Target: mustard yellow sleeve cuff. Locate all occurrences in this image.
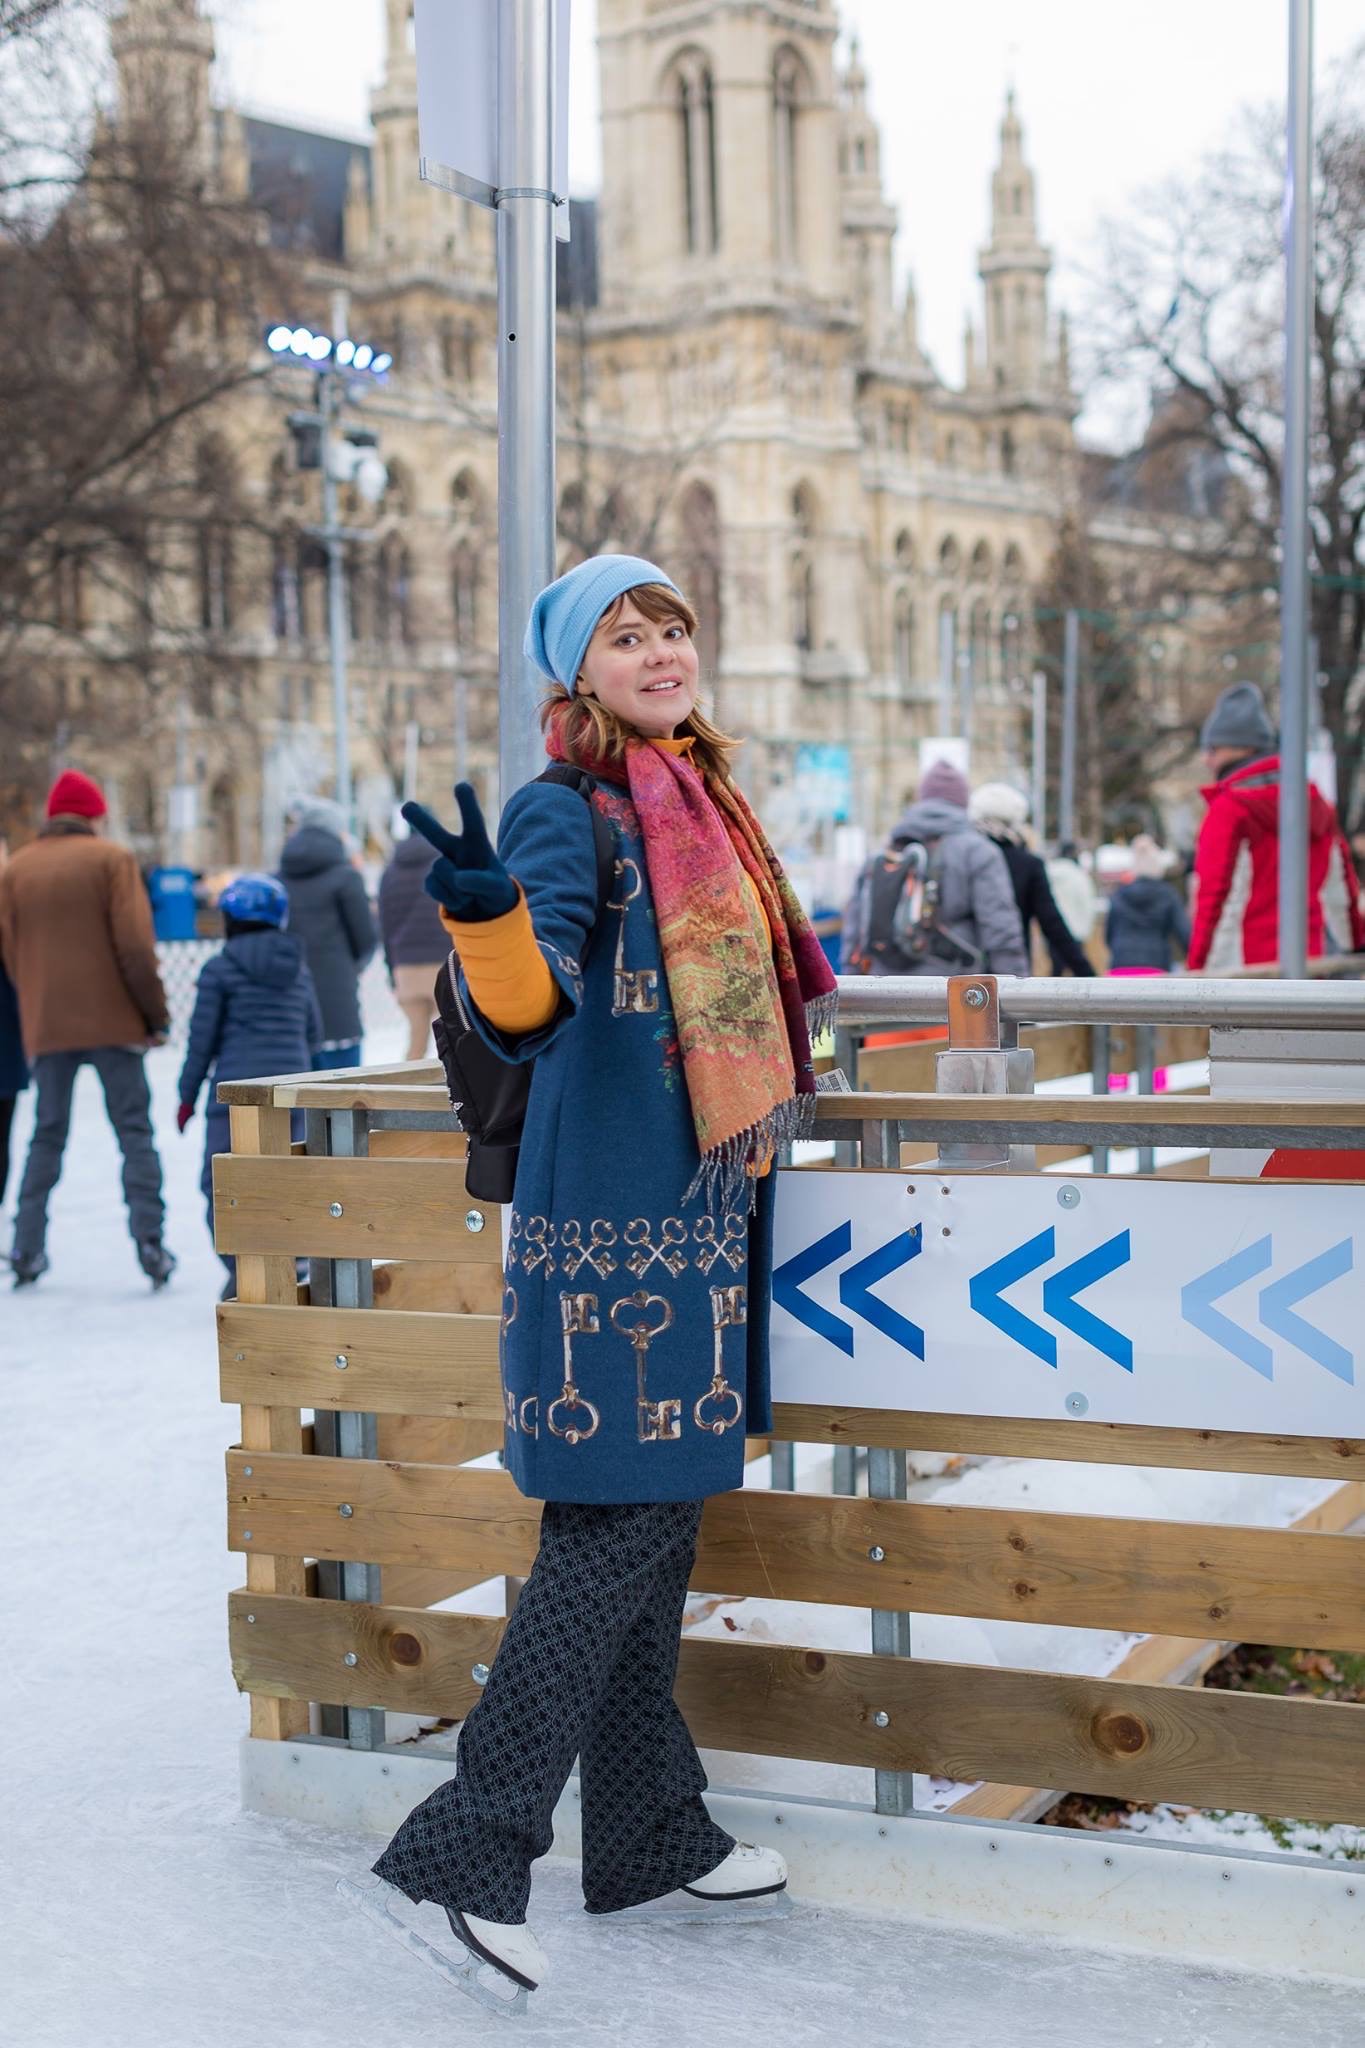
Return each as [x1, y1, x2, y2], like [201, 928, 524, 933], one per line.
[441, 888, 560, 1035]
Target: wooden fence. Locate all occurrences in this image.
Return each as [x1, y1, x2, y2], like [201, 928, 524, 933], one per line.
[217, 1034, 1365, 1830]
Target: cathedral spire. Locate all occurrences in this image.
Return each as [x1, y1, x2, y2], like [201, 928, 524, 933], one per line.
[109, 0, 215, 175]
[977, 87, 1052, 396]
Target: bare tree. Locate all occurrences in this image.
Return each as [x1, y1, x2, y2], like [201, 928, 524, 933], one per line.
[1081, 41, 1365, 822]
[0, 0, 281, 834]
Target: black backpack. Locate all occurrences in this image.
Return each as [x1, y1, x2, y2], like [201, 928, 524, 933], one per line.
[847, 838, 983, 975]
[432, 766, 617, 1203]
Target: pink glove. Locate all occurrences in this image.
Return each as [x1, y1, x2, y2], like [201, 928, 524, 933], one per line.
[176, 1102, 194, 1134]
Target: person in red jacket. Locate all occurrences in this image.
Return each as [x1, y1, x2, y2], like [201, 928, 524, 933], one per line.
[1186, 680, 1364, 972]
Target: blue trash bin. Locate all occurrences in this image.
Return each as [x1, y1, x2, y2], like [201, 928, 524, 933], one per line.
[147, 865, 200, 941]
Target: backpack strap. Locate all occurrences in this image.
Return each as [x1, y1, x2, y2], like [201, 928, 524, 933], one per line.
[533, 764, 618, 915]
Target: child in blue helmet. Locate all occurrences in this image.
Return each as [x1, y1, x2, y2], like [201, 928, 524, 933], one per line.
[177, 874, 322, 1297]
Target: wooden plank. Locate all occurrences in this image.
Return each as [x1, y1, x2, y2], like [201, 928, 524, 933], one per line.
[217, 1061, 446, 1108]
[213, 1155, 499, 1261]
[227, 1594, 1365, 1825]
[369, 1129, 468, 1160]
[271, 1082, 454, 1113]
[374, 1261, 503, 1314]
[228, 1103, 309, 1743]
[225, 1454, 1365, 1649]
[376, 1415, 505, 1465]
[218, 1304, 502, 1419]
[857, 1024, 1097, 1096]
[767, 1406, 1365, 1479]
[826, 1092, 1365, 1132]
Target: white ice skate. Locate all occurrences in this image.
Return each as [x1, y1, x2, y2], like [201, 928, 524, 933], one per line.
[338, 1872, 547, 2019]
[622, 1842, 793, 1925]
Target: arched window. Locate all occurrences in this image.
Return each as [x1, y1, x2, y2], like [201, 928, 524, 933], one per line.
[773, 48, 805, 265]
[673, 51, 719, 255]
[893, 588, 914, 689]
[969, 599, 991, 687]
[452, 543, 479, 649]
[1003, 543, 1024, 579]
[790, 483, 817, 653]
[893, 529, 914, 572]
[676, 480, 722, 676]
[938, 535, 960, 578]
[298, 538, 328, 641]
[1001, 428, 1016, 476]
[53, 548, 89, 632]
[271, 534, 300, 640]
[600, 487, 635, 552]
[198, 525, 233, 633]
[970, 539, 993, 582]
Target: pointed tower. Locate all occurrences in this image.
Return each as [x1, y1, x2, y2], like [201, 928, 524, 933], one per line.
[596, 0, 844, 308]
[368, 0, 490, 276]
[109, 0, 215, 178]
[977, 90, 1052, 395]
[838, 38, 899, 351]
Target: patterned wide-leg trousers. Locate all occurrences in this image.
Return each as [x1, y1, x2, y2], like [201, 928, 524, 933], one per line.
[373, 1498, 734, 1922]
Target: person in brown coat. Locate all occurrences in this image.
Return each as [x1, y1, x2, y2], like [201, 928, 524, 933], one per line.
[0, 770, 175, 1288]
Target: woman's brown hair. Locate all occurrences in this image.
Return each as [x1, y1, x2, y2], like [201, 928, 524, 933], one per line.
[537, 581, 740, 784]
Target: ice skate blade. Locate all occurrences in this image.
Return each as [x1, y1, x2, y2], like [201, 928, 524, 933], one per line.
[337, 1873, 529, 2019]
[614, 1886, 795, 1926]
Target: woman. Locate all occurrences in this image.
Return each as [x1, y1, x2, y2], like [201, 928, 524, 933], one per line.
[348, 555, 836, 2014]
[377, 822, 451, 1060]
[969, 782, 1095, 977]
[1105, 836, 1190, 974]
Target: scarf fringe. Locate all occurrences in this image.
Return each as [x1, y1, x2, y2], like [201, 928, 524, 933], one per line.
[806, 989, 839, 1045]
[683, 1092, 819, 1215]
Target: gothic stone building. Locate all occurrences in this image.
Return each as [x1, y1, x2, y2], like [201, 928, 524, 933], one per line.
[66, 0, 1089, 871]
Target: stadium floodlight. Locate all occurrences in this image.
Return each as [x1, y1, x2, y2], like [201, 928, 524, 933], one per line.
[264, 324, 391, 377]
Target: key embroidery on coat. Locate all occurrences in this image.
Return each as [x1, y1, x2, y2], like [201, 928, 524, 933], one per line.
[559, 1218, 619, 1279]
[500, 1284, 520, 1433]
[609, 858, 660, 1016]
[693, 1213, 747, 1274]
[625, 1215, 689, 1279]
[520, 1215, 557, 1276]
[548, 1293, 601, 1444]
[611, 1290, 681, 1442]
[696, 1285, 745, 1435]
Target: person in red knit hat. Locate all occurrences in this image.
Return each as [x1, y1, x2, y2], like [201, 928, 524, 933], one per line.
[0, 770, 175, 1287]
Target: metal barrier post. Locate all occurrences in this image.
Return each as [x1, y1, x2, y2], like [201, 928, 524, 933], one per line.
[868, 1441, 913, 1817]
[1135, 1024, 1157, 1175]
[313, 1106, 383, 1751]
[1090, 1023, 1111, 1174]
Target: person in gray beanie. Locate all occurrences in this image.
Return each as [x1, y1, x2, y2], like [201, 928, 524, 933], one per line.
[279, 799, 378, 1065]
[1187, 679, 1363, 970]
[844, 758, 1028, 976]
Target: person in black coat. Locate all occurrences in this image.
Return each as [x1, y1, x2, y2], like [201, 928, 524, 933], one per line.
[1105, 837, 1190, 972]
[0, 941, 29, 1216]
[377, 826, 452, 1060]
[969, 783, 1095, 977]
[177, 874, 321, 1295]
[279, 798, 377, 1067]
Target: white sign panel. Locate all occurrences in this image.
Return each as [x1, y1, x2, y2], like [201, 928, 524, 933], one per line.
[771, 1170, 1362, 1438]
[414, 0, 571, 240]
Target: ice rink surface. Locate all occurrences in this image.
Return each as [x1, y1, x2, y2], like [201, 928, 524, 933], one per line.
[3, 1014, 1360, 2047]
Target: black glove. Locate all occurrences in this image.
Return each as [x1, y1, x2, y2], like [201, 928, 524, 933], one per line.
[401, 783, 518, 923]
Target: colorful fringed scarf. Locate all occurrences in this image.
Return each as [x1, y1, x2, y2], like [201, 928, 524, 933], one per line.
[546, 707, 838, 1206]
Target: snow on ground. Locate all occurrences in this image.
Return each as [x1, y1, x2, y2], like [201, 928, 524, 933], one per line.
[3, 980, 1361, 2045]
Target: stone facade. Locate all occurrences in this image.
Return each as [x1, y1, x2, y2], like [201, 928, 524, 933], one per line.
[51, 0, 1098, 870]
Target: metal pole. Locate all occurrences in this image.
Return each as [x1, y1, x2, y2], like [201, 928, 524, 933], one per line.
[496, 0, 559, 816]
[320, 368, 352, 827]
[867, 1442, 913, 1817]
[1059, 608, 1079, 847]
[1031, 669, 1048, 845]
[1278, 0, 1314, 979]
[959, 646, 974, 752]
[937, 605, 955, 736]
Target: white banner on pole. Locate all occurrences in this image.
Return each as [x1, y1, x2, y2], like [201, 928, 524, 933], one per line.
[414, 0, 572, 240]
[771, 1170, 1362, 1437]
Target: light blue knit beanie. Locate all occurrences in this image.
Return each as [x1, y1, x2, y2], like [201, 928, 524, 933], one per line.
[524, 553, 680, 694]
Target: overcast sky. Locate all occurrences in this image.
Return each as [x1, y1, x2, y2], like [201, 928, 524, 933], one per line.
[213, 0, 1362, 443]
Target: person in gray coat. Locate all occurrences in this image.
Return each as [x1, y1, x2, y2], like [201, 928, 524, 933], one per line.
[278, 798, 377, 1067]
[846, 759, 1029, 977]
[377, 825, 452, 1060]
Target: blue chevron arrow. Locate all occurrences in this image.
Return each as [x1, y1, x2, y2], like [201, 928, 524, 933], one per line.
[1259, 1239, 1354, 1385]
[1042, 1230, 1133, 1371]
[773, 1220, 854, 1356]
[969, 1227, 1057, 1367]
[1181, 1236, 1275, 1378]
[839, 1225, 924, 1359]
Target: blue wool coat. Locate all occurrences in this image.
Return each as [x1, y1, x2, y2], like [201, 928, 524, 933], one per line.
[466, 771, 777, 1506]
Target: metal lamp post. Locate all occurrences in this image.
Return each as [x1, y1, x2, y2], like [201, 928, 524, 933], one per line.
[1278, 0, 1314, 978]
